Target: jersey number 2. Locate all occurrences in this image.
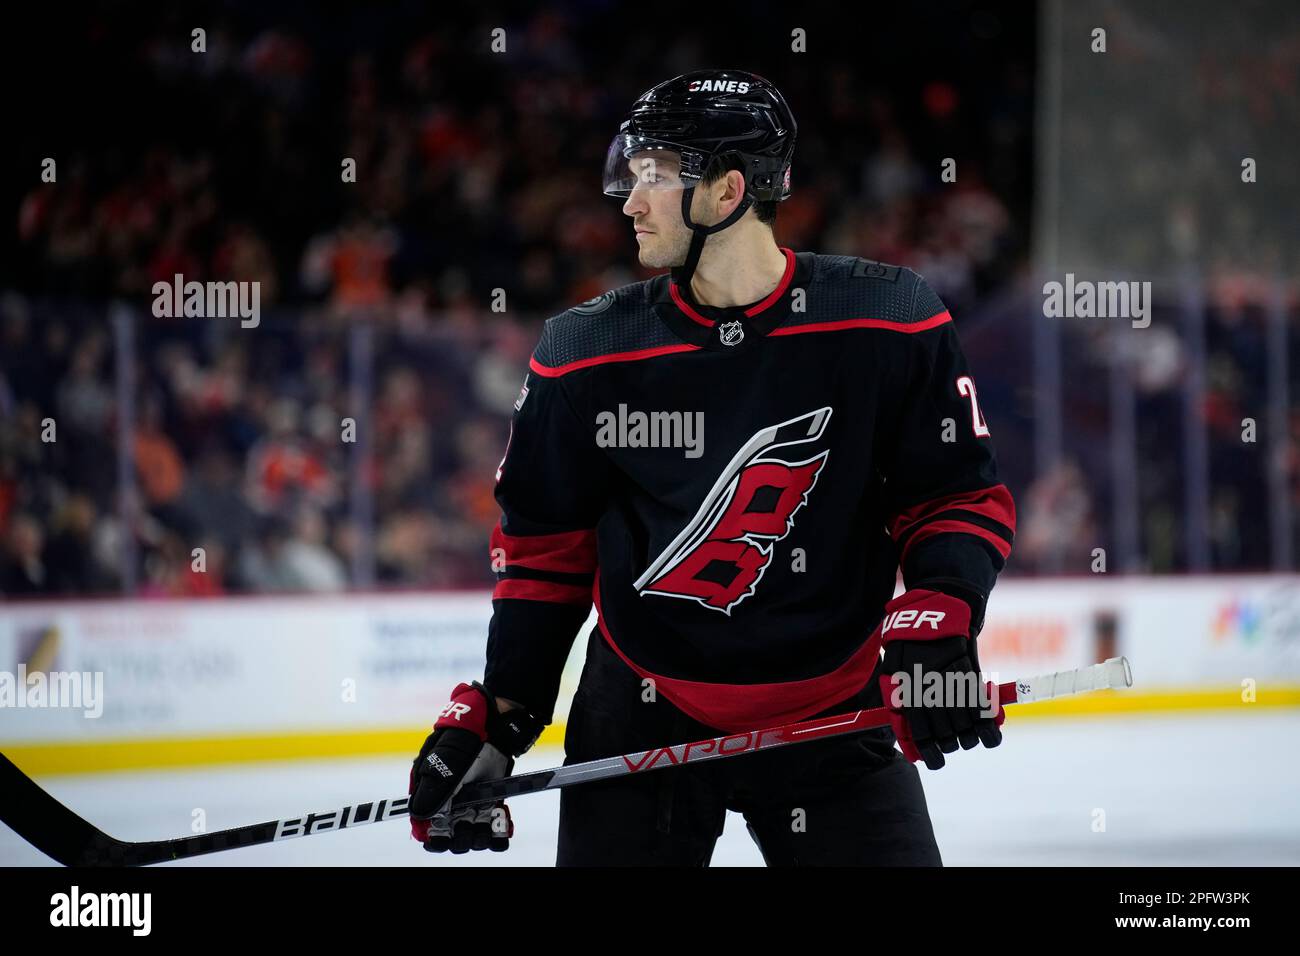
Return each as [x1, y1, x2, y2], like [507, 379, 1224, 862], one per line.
[955, 375, 990, 437]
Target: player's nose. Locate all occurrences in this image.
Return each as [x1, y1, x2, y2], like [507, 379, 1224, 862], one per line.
[622, 186, 649, 217]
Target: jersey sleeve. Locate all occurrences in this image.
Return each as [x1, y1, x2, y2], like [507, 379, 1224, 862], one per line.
[482, 322, 613, 724]
[878, 274, 1016, 635]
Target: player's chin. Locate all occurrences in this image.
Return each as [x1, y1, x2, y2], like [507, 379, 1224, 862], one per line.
[637, 240, 684, 270]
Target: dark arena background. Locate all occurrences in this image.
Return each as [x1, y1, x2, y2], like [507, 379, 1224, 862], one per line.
[0, 0, 1296, 907]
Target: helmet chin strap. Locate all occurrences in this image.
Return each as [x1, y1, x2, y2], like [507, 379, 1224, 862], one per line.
[669, 185, 754, 290]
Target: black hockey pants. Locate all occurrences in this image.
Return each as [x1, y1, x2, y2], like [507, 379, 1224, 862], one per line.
[556, 626, 943, 866]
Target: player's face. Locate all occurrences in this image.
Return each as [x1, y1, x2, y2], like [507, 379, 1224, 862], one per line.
[621, 152, 695, 269]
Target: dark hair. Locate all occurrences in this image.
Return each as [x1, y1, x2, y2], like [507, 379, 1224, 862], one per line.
[700, 154, 779, 226]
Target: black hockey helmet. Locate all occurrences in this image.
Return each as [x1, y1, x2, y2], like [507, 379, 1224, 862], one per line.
[603, 70, 796, 202]
[603, 70, 797, 284]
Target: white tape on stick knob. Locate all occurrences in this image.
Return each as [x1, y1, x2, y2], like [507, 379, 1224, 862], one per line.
[1013, 656, 1133, 703]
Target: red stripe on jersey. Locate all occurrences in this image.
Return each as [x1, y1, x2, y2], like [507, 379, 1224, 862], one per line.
[669, 283, 716, 327]
[592, 570, 884, 734]
[888, 484, 1016, 541]
[769, 310, 952, 337]
[668, 247, 797, 326]
[529, 344, 700, 378]
[490, 522, 597, 574]
[901, 519, 1013, 562]
[493, 578, 593, 604]
[743, 247, 796, 316]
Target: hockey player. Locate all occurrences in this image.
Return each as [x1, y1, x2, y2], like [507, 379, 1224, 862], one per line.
[409, 70, 1015, 865]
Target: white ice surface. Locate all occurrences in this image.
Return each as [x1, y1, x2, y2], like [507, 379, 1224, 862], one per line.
[3, 710, 1297, 866]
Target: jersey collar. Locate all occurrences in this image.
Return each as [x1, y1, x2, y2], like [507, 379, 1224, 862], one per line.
[651, 247, 813, 350]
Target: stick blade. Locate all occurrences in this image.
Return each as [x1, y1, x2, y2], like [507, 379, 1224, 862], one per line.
[0, 751, 129, 865]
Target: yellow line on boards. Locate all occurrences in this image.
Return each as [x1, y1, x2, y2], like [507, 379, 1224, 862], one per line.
[0, 724, 568, 777]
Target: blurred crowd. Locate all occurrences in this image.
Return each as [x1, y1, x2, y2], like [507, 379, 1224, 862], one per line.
[1, 2, 1293, 597]
[1, 3, 1033, 597]
[1054, 0, 1300, 285]
[0, 296, 542, 595]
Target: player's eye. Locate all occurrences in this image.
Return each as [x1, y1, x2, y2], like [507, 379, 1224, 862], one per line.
[628, 158, 679, 187]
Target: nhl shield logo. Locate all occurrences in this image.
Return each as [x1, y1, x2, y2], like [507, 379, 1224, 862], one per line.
[718, 320, 744, 346]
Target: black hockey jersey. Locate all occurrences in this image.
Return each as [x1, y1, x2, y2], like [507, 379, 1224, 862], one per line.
[484, 248, 1015, 732]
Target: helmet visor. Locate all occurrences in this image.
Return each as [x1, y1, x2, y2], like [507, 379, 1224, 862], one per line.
[601, 133, 699, 197]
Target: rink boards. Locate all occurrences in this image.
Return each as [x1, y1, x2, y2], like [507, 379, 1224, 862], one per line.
[1, 575, 1296, 774]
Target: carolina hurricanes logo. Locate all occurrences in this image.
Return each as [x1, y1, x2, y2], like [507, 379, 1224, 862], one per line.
[634, 407, 832, 614]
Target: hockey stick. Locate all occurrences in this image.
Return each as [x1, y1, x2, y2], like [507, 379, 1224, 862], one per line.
[0, 657, 1132, 866]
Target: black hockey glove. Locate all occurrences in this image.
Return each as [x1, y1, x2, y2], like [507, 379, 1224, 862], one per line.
[877, 588, 1004, 770]
[408, 681, 543, 853]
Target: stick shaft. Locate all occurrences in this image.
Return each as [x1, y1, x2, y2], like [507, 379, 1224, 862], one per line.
[0, 657, 1131, 865]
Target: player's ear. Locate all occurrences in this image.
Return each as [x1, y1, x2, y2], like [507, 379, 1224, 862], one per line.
[722, 169, 747, 214]
[700, 170, 744, 223]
